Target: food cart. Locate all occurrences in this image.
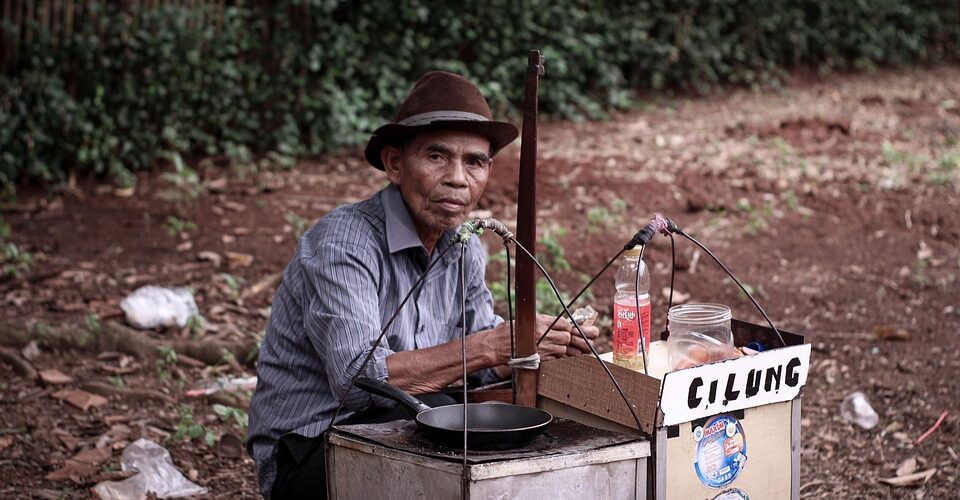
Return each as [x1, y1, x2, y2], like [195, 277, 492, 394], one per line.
[325, 51, 810, 499]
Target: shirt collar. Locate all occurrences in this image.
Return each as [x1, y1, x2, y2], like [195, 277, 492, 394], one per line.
[382, 184, 423, 254]
[381, 184, 462, 264]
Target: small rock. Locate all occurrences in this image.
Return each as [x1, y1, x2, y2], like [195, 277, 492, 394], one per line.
[39, 369, 74, 385]
[225, 251, 254, 268]
[206, 177, 228, 192]
[917, 241, 933, 261]
[197, 251, 223, 267]
[897, 457, 918, 477]
[188, 468, 199, 482]
[113, 186, 136, 198]
[222, 201, 247, 212]
[222, 234, 236, 245]
[51, 389, 109, 411]
[21, 341, 41, 361]
[176, 241, 193, 252]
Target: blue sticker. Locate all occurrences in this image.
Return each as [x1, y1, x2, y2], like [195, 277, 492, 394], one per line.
[694, 414, 747, 489]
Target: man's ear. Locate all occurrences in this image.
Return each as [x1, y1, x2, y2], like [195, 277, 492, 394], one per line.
[381, 145, 403, 185]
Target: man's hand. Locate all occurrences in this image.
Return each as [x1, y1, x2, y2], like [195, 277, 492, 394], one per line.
[535, 314, 599, 360]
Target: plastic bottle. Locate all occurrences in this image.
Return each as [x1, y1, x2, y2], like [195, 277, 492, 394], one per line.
[613, 246, 651, 371]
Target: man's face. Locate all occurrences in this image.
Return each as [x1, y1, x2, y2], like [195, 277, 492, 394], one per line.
[382, 129, 493, 241]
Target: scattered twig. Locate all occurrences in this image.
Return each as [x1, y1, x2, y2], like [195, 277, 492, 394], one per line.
[914, 410, 949, 446]
[878, 468, 936, 487]
[80, 382, 175, 404]
[0, 346, 38, 382]
[799, 480, 825, 492]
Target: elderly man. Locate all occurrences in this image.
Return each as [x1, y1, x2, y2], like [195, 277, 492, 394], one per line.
[248, 71, 598, 499]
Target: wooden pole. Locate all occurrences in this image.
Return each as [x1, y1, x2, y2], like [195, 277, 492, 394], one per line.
[513, 50, 544, 408]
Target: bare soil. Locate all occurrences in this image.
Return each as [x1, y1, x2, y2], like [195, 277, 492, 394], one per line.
[2, 66, 959, 499]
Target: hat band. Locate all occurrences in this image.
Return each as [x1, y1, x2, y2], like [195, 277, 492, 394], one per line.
[398, 110, 489, 127]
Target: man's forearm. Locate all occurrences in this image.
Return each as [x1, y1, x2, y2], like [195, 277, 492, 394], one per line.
[385, 329, 505, 394]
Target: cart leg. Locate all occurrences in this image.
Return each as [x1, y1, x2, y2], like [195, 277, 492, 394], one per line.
[791, 398, 801, 500]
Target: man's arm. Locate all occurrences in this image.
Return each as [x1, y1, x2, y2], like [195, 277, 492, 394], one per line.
[301, 241, 398, 411]
[388, 315, 599, 393]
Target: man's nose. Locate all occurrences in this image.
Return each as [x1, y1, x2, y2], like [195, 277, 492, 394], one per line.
[443, 158, 469, 188]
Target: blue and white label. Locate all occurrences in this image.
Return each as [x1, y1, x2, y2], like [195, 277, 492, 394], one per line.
[694, 415, 747, 489]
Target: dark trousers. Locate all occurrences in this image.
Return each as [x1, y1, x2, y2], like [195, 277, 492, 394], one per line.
[271, 392, 456, 499]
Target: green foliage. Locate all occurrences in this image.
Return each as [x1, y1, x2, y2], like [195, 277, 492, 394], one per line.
[487, 224, 594, 318]
[185, 313, 205, 337]
[163, 216, 197, 236]
[213, 404, 249, 435]
[586, 199, 627, 234]
[284, 212, 311, 242]
[155, 345, 178, 380]
[83, 313, 102, 335]
[170, 404, 217, 447]
[106, 375, 125, 389]
[0, 216, 31, 278]
[1, 1, 958, 190]
[158, 152, 203, 204]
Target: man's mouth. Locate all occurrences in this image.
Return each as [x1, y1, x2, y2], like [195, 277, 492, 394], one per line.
[434, 198, 467, 212]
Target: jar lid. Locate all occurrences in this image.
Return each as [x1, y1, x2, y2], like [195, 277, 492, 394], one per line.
[623, 246, 642, 257]
[667, 303, 732, 324]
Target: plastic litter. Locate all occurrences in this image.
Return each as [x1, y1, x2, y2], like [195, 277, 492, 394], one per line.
[120, 286, 199, 329]
[840, 391, 879, 430]
[185, 375, 258, 398]
[571, 305, 598, 327]
[93, 439, 207, 499]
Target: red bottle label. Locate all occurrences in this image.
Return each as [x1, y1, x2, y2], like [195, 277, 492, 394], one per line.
[613, 301, 652, 363]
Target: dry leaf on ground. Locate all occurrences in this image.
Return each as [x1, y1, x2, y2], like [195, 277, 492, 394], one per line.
[878, 468, 936, 487]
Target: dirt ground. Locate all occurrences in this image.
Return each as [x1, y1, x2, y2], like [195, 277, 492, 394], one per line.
[2, 66, 959, 499]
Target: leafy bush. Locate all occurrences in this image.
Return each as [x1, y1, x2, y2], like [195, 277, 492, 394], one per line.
[1, 0, 957, 192]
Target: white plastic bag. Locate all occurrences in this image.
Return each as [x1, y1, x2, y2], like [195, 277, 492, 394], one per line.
[120, 286, 199, 329]
[92, 439, 207, 499]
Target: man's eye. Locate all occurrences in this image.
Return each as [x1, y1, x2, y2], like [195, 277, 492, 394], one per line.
[428, 153, 444, 162]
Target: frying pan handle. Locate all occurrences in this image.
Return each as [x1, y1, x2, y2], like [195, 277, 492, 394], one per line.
[355, 377, 432, 416]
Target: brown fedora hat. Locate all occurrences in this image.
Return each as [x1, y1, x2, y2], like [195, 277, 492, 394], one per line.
[364, 71, 520, 170]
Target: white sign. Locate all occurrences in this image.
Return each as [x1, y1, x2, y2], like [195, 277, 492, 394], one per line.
[659, 343, 811, 426]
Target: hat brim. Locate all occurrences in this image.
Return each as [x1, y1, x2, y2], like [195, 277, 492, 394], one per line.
[364, 120, 520, 170]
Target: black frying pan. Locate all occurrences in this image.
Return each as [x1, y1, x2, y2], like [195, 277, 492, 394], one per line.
[355, 378, 552, 450]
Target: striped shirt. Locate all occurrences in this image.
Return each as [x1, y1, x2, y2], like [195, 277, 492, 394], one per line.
[247, 184, 502, 497]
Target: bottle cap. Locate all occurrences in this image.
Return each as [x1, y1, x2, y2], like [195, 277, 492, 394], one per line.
[623, 246, 642, 257]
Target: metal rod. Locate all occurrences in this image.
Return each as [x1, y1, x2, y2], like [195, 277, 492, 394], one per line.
[459, 245, 469, 480]
[504, 241, 517, 404]
[634, 245, 649, 376]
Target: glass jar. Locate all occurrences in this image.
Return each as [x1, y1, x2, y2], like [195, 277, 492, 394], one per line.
[666, 303, 735, 370]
